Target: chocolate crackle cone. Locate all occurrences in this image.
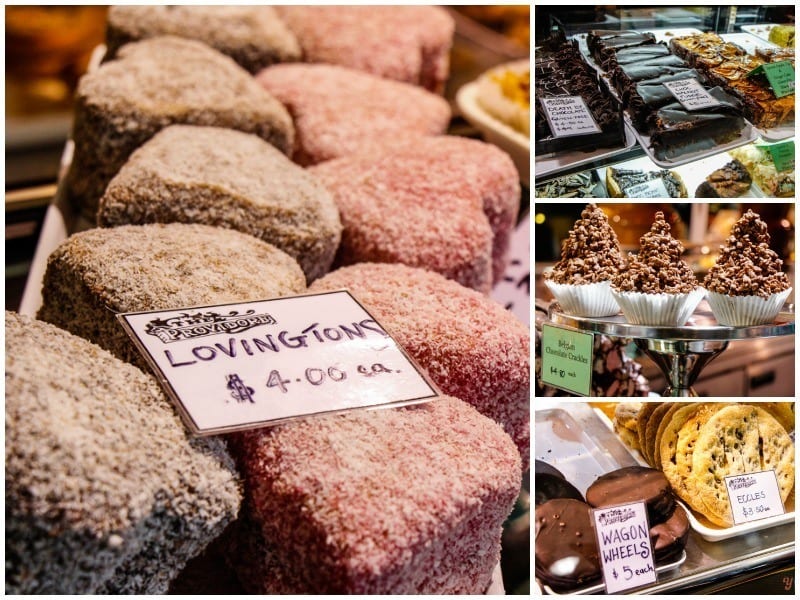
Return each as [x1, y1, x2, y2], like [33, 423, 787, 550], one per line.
[612, 211, 704, 326]
[544, 204, 624, 317]
[704, 209, 792, 326]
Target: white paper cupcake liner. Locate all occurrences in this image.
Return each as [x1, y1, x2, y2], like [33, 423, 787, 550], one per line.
[544, 280, 619, 317]
[705, 288, 792, 327]
[612, 288, 706, 326]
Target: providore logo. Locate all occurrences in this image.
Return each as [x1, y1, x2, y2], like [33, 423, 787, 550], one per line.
[145, 310, 276, 343]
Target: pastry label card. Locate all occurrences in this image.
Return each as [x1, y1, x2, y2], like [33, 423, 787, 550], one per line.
[622, 178, 670, 198]
[540, 323, 593, 396]
[592, 502, 657, 594]
[663, 78, 721, 110]
[749, 61, 795, 98]
[540, 96, 602, 138]
[725, 471, 786, 525]
[118, 291, 439, 435]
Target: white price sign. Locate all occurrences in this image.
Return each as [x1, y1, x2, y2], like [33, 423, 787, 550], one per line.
[725, 470, 785, 525]
[118, 291, 439, 435]
[540, 96, 602, 138]
[662, 78, 721, 111]
[591, 501, 657, 594]
[623, 178, 670, 198]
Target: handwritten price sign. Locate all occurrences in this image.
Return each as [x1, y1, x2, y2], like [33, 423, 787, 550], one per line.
[119, 291, 439, 435]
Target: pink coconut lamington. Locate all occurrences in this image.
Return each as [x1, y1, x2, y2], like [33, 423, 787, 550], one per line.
[229, 396, 522, 594]
[255, 63, 451, 166]
[703, 209, 790, 298]
[310, 262, 529, 468]
[545, 204, 624, 285]
[274, 5, 454, 93]
[309, 136, 520, 293]
[613, 211, 697, 294]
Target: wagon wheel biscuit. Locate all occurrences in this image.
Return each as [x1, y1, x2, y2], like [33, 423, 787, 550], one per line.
[691, 405, 774, 527]
[673, 403, 731, 514]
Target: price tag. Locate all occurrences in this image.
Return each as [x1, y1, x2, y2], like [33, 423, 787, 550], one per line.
[118, 291, 439, 435]
[540, 96, 602, 138]
[540, 323, 593, 396]
[592, 502, 657, 594]
[662, 78, 721, 110]
[622, 178, 670, 198]
[725, 470, 786, 525]
[757, 140, 795, 173]
[748, 61, 795, 98]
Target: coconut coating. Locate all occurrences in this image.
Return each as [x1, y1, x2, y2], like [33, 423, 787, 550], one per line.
[37, 223, 306, 370]
[274, 5, 454, 93]
[309, 136, 520, 292]
[65, 36, 294, 220]
[256, 63, 450, 166]
[229, 395, 521, 594]
[97, 125, 342, 283]
[5, 311, 242, 594]
[310, 262, 529, 469]
[105, 6, 301, 73]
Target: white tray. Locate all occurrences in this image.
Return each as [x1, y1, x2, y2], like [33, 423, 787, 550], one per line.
[739, 23, 782, 44]
[592, 406, 796, 543]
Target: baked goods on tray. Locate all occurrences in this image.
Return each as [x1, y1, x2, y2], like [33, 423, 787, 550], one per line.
[5, 311, 241, 594]
[228, 395, 521, 593]
[591, 30, 748, 161]
[274, 5, 454, 93]
[310, 262, 530, 468]
[535, 33, 625, 156]
[308, 135, 519, 293]
[606, 166, 688, 198]
[694, 159, 751, 198]
[104, 6, 301, 73]
[96, 124, 342, 283]
[37, 223, 306, 369]
[728, 144, 794, 197]
[476, 59, 530, 135]
[256, 63, 450, 166]
[609, 401, 795, 529]
[64, 36, 294, 220]
[670, 33, 795, 130]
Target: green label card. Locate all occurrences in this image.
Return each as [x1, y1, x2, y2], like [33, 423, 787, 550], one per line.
[748, 61, 795, 98]
[540, 323, 594, 396]
[758, 140, 795, 172]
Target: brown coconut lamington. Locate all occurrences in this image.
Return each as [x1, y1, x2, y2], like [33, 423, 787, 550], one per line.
[613, 211, 696, 294]
[64, 35, 294, 220]
[545, 204, 625, 285]
[96, 125, 342, 283]
[5, 311, 241, 594]
[104, 6, 302, 73]
[704, 209, 790, 298]
[36, 223, 306, 370]
[227, 396, 522, 594]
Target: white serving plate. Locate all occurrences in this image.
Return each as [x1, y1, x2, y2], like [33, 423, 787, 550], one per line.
[739, 23, 782, 44]
[456, 76, 530, 186]
[592, 406, 796, 543]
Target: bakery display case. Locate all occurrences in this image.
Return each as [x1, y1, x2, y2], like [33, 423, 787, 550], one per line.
[535, 401, 795, 594]
[535, 202, 795, 398]
[533, 5, 795, 198]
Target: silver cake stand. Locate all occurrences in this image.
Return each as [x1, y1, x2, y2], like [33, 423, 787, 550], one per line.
[548, 300, 795, 397]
